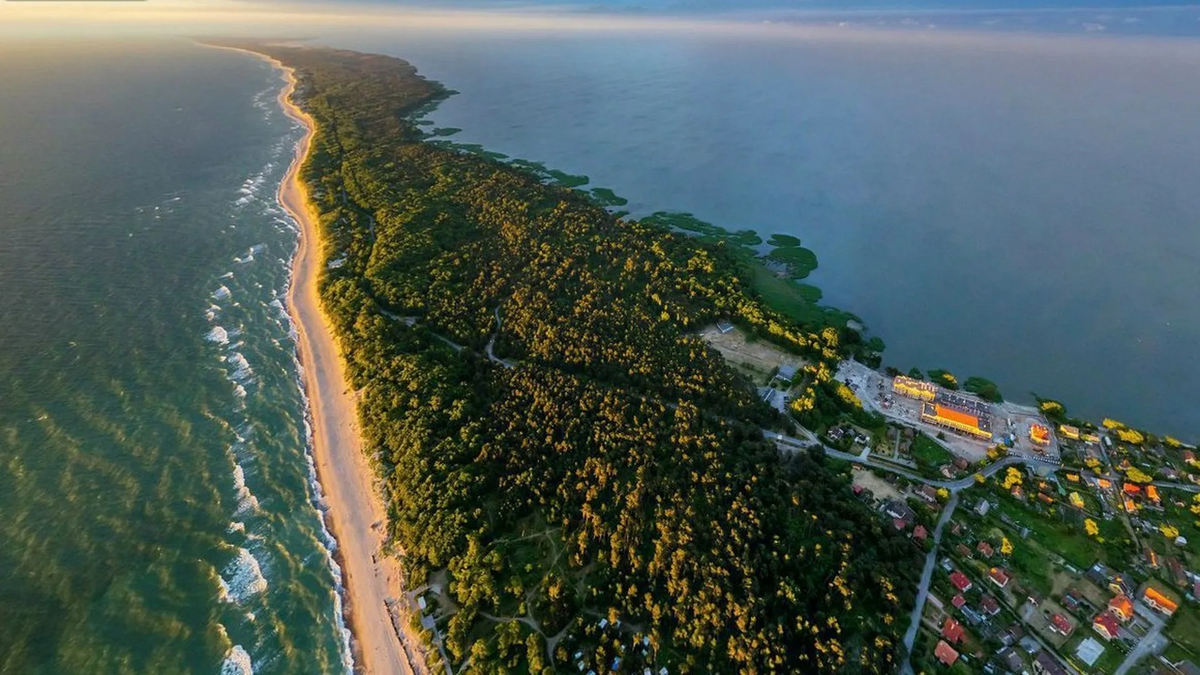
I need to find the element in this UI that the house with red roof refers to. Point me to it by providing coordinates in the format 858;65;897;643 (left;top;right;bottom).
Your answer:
981;594;1001;616
950;571;973;593
952;594;966;610
913;525;928;543
1108;594;1134;622
1049;613;1074;636
941;617;965;644
1093;612;1121;641
934;640;960;667
989;567;1011;589
977;541;994;558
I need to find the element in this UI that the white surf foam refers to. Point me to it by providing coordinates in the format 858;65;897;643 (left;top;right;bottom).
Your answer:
207;326;230;345
221;548;267;603
226;353;254;383
231;463;259;515
213;286;232;301
220;645;254;675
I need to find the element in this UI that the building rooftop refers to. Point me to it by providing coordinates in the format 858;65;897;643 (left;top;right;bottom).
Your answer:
950;571;973;592
934;640;959;667
942;617;965;644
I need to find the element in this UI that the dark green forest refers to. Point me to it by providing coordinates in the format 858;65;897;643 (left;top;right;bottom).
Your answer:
226;42;921;674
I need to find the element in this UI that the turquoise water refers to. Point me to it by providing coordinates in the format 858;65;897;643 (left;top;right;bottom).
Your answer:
0;41;349;674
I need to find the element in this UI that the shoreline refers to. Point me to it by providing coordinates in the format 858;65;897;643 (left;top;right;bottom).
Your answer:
213;44;424;675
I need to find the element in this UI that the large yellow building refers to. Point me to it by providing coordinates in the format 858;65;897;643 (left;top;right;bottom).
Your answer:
893;376;936;401
921;403;992;440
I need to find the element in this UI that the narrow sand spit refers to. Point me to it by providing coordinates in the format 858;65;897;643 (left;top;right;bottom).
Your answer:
210;43;424;675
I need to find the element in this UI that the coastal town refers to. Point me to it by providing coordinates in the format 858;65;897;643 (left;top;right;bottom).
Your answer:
699;323;1200;675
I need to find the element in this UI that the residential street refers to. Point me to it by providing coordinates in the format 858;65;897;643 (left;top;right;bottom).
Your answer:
901;492;959;675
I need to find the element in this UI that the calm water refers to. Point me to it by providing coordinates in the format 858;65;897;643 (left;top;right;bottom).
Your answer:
0;41;349;674
336;26;1200;439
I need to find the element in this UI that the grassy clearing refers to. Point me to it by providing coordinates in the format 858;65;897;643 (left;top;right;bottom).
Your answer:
911;433;954;468
1169;606;1200;654
745;263;829;327
991;494;1128;570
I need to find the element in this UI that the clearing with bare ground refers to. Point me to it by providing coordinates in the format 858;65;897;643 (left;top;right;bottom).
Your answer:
699;325;805;379
852;470;904;502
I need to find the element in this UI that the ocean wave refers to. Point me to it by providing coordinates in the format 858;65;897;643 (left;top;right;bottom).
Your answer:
231;463;259;515
220;548;267;604
225;352;254;383
207;326;231;345
213;286;232;301
235;244;267;265
220;645;254;675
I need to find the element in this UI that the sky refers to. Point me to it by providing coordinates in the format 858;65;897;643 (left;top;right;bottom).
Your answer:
4;0;1200;41
4;0;1200;39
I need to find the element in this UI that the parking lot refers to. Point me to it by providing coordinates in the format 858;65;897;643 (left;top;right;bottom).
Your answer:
837;361;1061;465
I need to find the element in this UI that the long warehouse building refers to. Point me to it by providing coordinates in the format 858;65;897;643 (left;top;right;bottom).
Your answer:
921;402;993;440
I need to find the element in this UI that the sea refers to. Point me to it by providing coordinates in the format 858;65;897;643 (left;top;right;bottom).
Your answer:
0;41;351;674
332;20;1200;439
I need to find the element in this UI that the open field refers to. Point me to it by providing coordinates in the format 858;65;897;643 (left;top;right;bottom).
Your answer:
852;469;903;502
699;324;804;378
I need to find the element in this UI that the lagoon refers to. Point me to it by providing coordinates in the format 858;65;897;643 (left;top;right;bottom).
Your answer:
337;25;1200;438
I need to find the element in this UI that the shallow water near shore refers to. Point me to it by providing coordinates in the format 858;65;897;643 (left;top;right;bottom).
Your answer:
0;40;349;673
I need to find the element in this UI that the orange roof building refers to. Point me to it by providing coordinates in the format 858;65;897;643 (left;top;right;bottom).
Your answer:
1059;424;1081;440
921;402;992;440
1146;485;1161;503
1108;594;1134;622
1030;423;1051;446
1144;587;1179;616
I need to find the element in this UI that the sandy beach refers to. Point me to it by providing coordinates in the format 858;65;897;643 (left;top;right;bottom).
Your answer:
212;45;423;675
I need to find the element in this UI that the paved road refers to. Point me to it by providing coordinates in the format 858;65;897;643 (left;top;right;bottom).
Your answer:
767;430;1031;493
1115;603;1169;675
900;492;959;675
